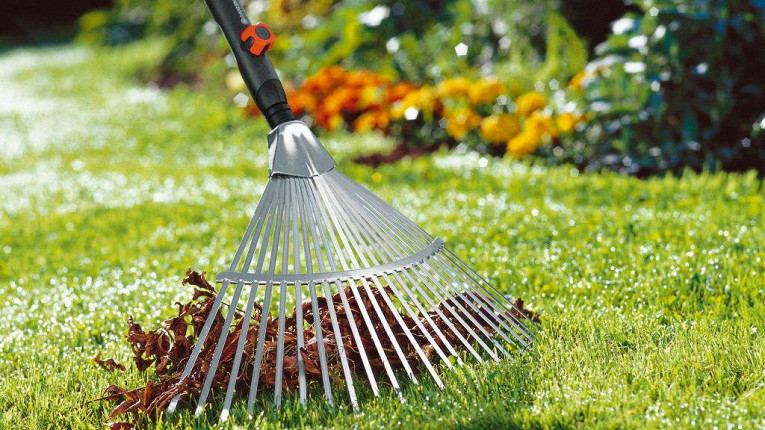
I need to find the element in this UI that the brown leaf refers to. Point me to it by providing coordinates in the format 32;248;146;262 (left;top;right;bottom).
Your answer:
93;354;126;372
511;297;541;323
105;423;135;430
93;270;541;425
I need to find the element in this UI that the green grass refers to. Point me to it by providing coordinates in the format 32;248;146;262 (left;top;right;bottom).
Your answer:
0;40;764;429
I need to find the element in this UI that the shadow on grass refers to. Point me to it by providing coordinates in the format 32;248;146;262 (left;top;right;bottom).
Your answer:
156;349;535;429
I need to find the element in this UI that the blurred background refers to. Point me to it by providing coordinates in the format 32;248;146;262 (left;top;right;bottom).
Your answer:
2;0;764;176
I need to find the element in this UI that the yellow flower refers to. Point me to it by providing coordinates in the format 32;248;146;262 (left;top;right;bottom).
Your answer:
359;85;384;108
79;10;109;31
479;114;521;145
326;114;344;132
526;112;557;139
445;107;481;140
515;92;547;116
353;110;389;133
437;77;472;99
569;71;586;90
391;86;437;119
556;112;578;133
225;71;246;92
468;78;506;105
506;131;541;158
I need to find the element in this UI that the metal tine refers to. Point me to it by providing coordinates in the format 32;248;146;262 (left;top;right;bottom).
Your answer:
430;254;531;347
335;179;483;364
299;179;374;400
221;179;291;420
321;178;453;374
425;246;532;343
318;178;444;388
214;185;280;418
247;178;288;413
289;179;307;404
441;250;534;340
338;174;518;343
432;257;529;347
391;231;524;350
334;174;522;348
332;174;499;361
340;173;532;338
420;260;523;351
392;212;532;341
364;218;511;359
201;180;285;416
387;270;461;366
314;178;422;385
404;262;507;360
403;227;531;342
273;178;295;408
324;183;461;367
313;177;419;386
402;268;486;362
294;179;335;405
303;177;395;393
195;279;246;414
296;178;362;404
306;177;404;399
167;181;277;415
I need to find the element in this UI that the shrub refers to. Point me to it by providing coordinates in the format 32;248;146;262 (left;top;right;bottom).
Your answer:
553;0;765;175
78;0;587;89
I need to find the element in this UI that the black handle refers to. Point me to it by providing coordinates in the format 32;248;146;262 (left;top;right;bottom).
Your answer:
203;0;294;128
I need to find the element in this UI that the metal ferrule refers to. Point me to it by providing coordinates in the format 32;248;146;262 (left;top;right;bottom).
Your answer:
267;120;336;177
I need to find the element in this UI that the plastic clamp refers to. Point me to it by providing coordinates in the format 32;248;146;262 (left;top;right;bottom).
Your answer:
240;23;274;56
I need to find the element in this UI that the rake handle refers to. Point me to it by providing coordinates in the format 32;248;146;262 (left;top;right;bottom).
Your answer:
203;0;295;128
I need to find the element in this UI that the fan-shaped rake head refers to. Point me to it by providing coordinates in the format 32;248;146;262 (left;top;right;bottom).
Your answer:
165;121;534;420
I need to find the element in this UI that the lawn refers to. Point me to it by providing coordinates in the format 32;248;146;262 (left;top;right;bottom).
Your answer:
0;41;763;429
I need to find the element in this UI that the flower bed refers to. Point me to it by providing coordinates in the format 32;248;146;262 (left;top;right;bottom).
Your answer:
232;66;586;160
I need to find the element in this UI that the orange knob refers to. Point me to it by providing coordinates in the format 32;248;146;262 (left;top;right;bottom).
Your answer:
240;23;274;56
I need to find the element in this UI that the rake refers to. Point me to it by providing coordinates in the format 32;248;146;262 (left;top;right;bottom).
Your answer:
167;0;534;420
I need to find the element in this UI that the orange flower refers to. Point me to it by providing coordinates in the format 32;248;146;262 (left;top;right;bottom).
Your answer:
515;92;547;116
303;65;346;94
386;82;418;103
445;107;481;140
468;78;506;105
346;69;389;88
354;109;390;133
479;114;521;145
323;87;361;115
285;87;316;117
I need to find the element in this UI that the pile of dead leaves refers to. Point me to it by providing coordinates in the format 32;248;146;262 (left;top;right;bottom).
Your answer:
91;270;539;427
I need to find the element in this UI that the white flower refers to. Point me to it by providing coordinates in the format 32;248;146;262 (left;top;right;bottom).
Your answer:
358;6;390;27
624;61;646;74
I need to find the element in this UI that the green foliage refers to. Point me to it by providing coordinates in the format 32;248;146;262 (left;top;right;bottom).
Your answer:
2;44;765;428
555;0;765;175
77;0;587;88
